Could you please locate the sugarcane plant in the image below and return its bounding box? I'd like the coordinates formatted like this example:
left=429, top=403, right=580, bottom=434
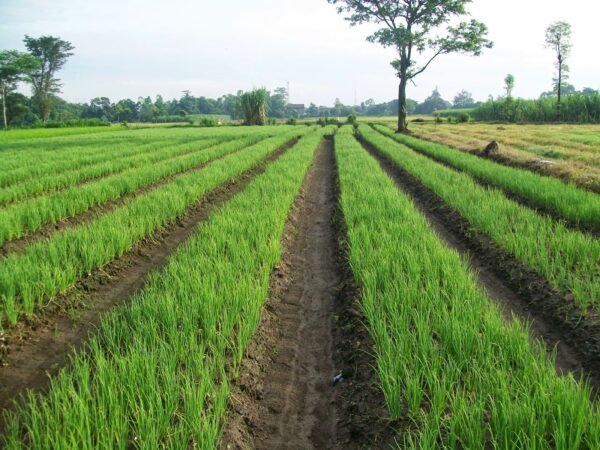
left=239, top=88, right=268, bottom=125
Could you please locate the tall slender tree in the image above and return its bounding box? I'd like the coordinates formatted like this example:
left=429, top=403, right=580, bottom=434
left=0, top=50, right=39, bottom=128
left=504, top=74, right=515, bottom=98
left=23, top=35, right=74, bottom=122
left=327, top=0, right=492, bottom=132
left=545, top=21, right=572, bottom=119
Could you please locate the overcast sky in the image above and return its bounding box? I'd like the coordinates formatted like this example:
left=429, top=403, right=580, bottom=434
left=1, top=0, right=598, bottom=106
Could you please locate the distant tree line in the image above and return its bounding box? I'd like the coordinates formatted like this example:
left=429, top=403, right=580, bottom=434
left=473, top=90, right=600, bottom=123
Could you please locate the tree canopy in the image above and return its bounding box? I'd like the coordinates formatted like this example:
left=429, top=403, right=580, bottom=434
left=545, top=21, right=571, bottom=116
left=328, top=0, right=492, bottom=132
left=23, top=35, right=75, bottom=122
left=0, top=50, right=39, bottom=128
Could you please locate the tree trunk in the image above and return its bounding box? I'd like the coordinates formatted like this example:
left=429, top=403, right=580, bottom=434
left=397, top=77, right=408, bottom=133
left=557, top=54, right=562, bottom=121
left=1, top=84, right=7, bottom=129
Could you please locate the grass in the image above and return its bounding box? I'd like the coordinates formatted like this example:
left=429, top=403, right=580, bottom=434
left=0, top=134, right=271, bottom=246
left=358, top=125, right=600, bottom=309
left=405, top=122, right=600, bottom=191
left=0, top=127, right=310, bottom=329
left=1, top=128, right=327, bottom=448
left=335, top=125, right=600, bottom=448
left=372, top=124, right=600, bottom=229
left=0, top=137, right=231, bottom=205
left=0, top=126, right=124, bottom=142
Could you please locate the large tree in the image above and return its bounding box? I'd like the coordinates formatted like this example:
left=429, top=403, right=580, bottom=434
left=328, top=0, right=492, bottom=132
left=453, top=89, right=475, bottom=108
left=0, top=50, right=39, bottom=128
left=545, top=21, right=571, bottom=119
left=415, top=87, right=450, bottom=114
left=23, top=35, right=74, bottom=122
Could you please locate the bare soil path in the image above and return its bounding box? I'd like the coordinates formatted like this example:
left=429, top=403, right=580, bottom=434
left=254, top=138, right=339, bottom=449
left=222, top=139, right=393, bottom=450
left=360, top=136, right=600, bottom=391
left=0, top=139, right=297, bottom=431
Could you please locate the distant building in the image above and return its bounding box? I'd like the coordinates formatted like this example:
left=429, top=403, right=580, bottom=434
left=288, top=103, right=305, bottom=117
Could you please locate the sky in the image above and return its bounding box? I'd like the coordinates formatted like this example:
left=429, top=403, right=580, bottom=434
left=1, top=0, right=598, bottom=106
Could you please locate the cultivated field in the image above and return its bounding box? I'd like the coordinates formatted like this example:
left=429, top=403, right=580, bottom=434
left=0, top=123, right=599, bottom=448
left=403, top=121, right=600, bottom=192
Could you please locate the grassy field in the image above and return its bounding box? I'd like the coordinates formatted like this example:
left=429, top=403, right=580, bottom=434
left=0, top=124, right=598, bottom=448
left=404, top=121, right=600, bottom=191
left=0, top=126, right=126, bottom=142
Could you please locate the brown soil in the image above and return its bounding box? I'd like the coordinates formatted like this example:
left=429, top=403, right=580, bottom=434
left=0, top=138, right=298, bottom=430
left=359, top=136, right=600, bottom=391
left=0, top=141, right=252, bottom=257
left=221, top=138, right=393, bottom=450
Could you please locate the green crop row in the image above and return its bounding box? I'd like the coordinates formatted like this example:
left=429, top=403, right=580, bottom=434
left=359, top=125, right=600, bottom=309
left=0, top=127, right=273, bottom=187
left=0, top=133, right=276, bottom=248
left=0, top=127, right=309, bottom=329
left=1, top=128, right=326, bottom=448
left=0, top=138, right=231, bottom=205
left=0, top=125, right=123, bottom=144
left=373, top=124, right=600, bottom=228
left=0, top=133, right=176, bottom=182
left=335, top=126, right=600, bottom=448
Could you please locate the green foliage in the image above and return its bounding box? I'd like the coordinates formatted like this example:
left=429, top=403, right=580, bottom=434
left=453, top=90, right=476, bottom=109
left=504, top=74, right=515, bottom=98
left=285, top=117, right=297, bottom=125
left=434, top=109, right=475, bottom=119
left=335, top=126, right=600, bottom=447
left=457, top=111, right=471, bottom=123
left=0, top=128, right=308, bottom=327
left=473, top=94, right=600, bottom=123
left=328, top=0, right=492, bottom=131
left=1, top=129, right=324, bottom=447
left=316, top=117, right=341, bottom=127
left=23, top=35, right=75, bottom=122
left=198, top=117, right=217, bottom=127
left=239, top=88, right=268, bottom=126
left=360, top=124, right=600, bottom=307
left=0, top=50, right=40, bottom=128
left=415, top=88, right=452, bottom=114
left=374, top=124, right=600, bottom=227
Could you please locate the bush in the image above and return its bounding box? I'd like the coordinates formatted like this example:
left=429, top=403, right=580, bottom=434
left=285, top=117, right=297, bottom=125
left=198, top=117, right=217, bottom=127
left=473, top=94, right=600, bottom=123
left=457, top=112, right=471, bottom=123
left=317, top=117, right=341, bottom=127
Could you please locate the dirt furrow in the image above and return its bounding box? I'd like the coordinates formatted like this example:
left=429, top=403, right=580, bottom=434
left=222, top=138, right=392, bottom=450
left=359, top=136, right=600, bottom=391
left=380, top=129, right=599, bottom=237
left=0, top=138, right=298, bottom=429
left=0, top=141, right=251, bottom=257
